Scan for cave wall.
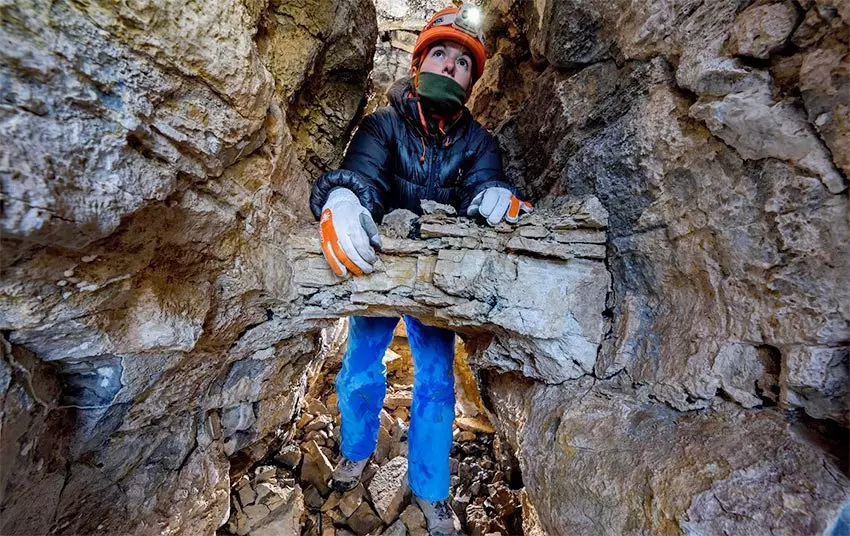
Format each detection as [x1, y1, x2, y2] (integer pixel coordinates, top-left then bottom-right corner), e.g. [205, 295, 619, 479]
[0, 0, 375, 534]
[465, 0, 849, 533]
[2, 0, 848, 534]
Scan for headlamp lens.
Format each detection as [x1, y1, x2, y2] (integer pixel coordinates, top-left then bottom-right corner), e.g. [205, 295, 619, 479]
[466, 6, 482, 26]
[452, 4, 484, 38]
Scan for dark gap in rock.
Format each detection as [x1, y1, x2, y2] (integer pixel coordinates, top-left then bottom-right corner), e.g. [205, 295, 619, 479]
[476, 367, 497, 415]
[228, 450, 255, 481]
[735, 55, 772, 71]
[755, 344, 782, 406]
[125, 132, 157, 161]
[56, 356, 123, 408]
[788, 409, 849, 476]
[229, 319, 267, 350]
[715, 388, 739, 405]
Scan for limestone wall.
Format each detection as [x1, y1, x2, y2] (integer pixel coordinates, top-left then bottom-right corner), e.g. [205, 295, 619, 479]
[1, 0, 847, 534]
[1, 0, 375, 533]
[467, 0, 849, 532]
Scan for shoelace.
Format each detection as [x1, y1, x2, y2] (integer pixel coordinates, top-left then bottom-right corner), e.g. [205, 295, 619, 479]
[341, 459, 359, 472]
[434, 500, 453, 518]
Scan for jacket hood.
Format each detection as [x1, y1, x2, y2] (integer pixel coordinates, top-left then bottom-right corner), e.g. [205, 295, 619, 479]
[387, 76, 472, 144]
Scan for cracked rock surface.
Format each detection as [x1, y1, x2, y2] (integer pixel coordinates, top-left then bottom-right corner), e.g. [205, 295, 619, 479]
[286, 201, 611, 384]
[2, 0, 849, 534]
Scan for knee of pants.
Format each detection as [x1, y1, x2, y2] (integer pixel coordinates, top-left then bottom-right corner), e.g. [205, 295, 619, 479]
[336, 372, 385, 406]
[336, 363, 385, 389]
[414, 379, 455, 405]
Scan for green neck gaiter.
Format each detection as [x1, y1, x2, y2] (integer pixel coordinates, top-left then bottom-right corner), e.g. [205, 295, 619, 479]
[417, 72, 466, 116]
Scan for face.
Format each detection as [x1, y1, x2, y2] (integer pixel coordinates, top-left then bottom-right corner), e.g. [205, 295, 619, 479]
[419, 40, 473, 92]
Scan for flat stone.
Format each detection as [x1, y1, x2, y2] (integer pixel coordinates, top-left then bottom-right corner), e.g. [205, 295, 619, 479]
[361, 462, 380, 486]
[465, 503, 490, 536]
[301, 441, 333, 495]
[243, 503, 271, 526]
[274, 444, 302, 469]
[379, 409, 395, 431]
[420, 200, 457, 216]
[382, 209, 419, 239]
[455, 416, 495, 434]
[306, 398, 329, 415]
[303, 485, 325, 510]
[306, 414, 334, 432]
[236, 475, 255, 507]
[384, 391, 413, 409]
[368, 456, 410, 524]
[339, 484, 364, 518]
[321, 490, 342, 512]
[254, 465, 277, 483]
[346, 501, 383, 536]
[400, 503, 428, 536]
[382, 519, 407, 536]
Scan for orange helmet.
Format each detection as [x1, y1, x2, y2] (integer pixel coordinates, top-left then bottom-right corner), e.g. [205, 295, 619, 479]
[412, 4, 487, 81]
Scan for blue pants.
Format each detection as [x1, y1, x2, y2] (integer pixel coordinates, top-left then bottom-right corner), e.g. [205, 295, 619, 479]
[335, 315, 456, 501]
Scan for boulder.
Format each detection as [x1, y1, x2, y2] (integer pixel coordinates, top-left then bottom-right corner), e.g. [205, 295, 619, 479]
[368, 456, 411, 524]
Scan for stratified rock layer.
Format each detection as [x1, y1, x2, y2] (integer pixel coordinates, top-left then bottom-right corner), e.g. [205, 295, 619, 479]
[0, 0, 376, 534]
[467, 0, 849, 532]
[2, 0, 848, 534]
[286, 201, 610, 384]
[486, 372, 849, 535]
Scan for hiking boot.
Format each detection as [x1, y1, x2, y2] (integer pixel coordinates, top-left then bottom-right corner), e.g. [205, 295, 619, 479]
[415, 495, 460, 536]
[331, 456, 369, 492]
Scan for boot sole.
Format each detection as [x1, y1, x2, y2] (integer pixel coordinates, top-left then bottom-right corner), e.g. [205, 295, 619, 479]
[331, 478, 360, 493]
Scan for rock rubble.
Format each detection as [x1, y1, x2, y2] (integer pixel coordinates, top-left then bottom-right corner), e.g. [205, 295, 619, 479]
[222, 326, 532, 535]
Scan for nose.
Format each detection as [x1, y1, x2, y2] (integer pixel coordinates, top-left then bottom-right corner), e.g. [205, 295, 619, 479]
[442, 58, 455, 76]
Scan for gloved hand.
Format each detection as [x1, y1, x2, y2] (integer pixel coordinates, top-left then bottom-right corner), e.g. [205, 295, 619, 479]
[467, 187, 533, 226]
[319, 188, 382, 277]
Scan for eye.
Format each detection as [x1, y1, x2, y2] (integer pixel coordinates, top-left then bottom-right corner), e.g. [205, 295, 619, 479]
[457, 58, 469, 69]
[432, 48, 444, 58]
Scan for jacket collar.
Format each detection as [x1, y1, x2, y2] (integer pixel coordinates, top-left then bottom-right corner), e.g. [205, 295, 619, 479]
[387, 76, 471, 146]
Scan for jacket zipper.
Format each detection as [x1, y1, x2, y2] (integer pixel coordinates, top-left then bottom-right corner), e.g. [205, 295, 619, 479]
[427, 137, 438, 200]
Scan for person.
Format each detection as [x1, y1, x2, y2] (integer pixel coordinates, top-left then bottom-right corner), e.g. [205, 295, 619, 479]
[307, 4, 532, 534]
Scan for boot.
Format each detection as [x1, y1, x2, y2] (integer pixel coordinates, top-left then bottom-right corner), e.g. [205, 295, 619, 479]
[331, 456, 369, 492]
[415, 495, 460, 536]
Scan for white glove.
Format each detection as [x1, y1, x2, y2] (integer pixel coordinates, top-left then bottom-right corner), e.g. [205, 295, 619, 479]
[319, 188, 382, 277]
[467, 187, 533, 226]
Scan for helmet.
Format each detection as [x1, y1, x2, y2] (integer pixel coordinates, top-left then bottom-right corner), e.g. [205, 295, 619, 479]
[412, 4, 487, 81]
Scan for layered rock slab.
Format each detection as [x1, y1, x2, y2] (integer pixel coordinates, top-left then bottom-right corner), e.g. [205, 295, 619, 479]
[286, 201, 611, 384]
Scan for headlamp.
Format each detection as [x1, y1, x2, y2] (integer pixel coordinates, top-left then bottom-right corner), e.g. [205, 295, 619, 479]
[452, 4, 484, 39]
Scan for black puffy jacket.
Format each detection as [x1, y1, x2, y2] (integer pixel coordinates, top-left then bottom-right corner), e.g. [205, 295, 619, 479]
[309, 76, 517, 222]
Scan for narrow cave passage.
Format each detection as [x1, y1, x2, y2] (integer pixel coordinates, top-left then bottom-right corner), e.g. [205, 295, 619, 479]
[220, 321, 530, 535]
[1, 0, 847, 535]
